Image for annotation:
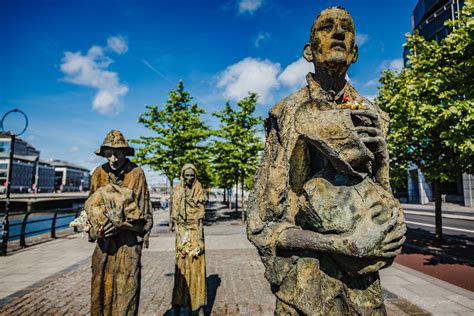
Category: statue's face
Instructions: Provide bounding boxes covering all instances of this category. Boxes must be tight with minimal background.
[103,148,127,171]
[183,168,196,186]
[306,8,358,73]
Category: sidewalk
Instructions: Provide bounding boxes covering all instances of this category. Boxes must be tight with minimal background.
[402,203,474,220]
[0,201,473,315]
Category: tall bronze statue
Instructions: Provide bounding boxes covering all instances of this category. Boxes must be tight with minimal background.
[171,163,206,316]
[247,6,406,315]
[87,130,153,316]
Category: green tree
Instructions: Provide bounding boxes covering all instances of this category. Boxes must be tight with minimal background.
[132,80,212,189]
[377,2,474,240]
[212,92,264,220]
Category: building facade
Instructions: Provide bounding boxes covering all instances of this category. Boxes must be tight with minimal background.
[48,160,90,192]
[0,133,89,194]
[405,0,473,207]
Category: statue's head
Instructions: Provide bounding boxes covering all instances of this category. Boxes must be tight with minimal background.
[304,6,358,76]
[95,130,134,171]
[103,148,128,171]
[181,163,197,187]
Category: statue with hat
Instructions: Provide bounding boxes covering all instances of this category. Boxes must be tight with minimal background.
[171,163,206,316]
[87,130,153,316]
[247,6,406,315]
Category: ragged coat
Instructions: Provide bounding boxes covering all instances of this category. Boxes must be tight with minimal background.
[171,164,206,311]
[89,159,153,316]
[247,73,404,315]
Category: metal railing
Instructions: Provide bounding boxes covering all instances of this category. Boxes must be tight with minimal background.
[0,207,81,254]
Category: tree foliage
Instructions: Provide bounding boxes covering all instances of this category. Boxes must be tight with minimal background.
[131,80,212,188]
[377,3,473,239]
[378,3,473,182]
[212,93,264,209]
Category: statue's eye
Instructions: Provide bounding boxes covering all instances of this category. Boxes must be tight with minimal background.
[321,25,332,32]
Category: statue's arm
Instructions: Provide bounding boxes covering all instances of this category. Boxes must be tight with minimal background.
[277,205,406,259]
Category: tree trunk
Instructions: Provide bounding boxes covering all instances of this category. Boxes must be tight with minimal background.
[235,174,239,213]
[169,178,174,232]
[223,188,226,203]
[241,171,245,222]
[434,180,443,241]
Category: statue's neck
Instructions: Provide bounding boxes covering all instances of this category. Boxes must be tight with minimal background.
[313,65,347,94]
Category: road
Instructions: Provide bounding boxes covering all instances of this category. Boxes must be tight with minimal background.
[404,211,474,239]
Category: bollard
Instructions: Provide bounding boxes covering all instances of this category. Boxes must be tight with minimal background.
[51,211,58,239]
[1,214,9,256]
[20,213,31,248]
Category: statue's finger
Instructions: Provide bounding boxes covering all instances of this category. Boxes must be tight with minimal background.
[384,208,399,233]
[359,136,384,145]
[354,126,381,136]
[352,110,380,127]
[382,236,406,251]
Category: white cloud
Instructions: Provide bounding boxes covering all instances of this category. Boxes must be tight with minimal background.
[69,146,80,153]
[278,57,313,89]
[363,78,379,87]
[356,33,369,47]
[379,58,404,73]
[107,35,128,54]
[60,44,128,115]
[217,57,280,104]
[238,0,263,14]
[254,31,270,48]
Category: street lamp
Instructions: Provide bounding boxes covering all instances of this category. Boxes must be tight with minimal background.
[1,109,28,256]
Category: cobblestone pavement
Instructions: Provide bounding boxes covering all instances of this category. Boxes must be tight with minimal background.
[0,201,437,315]
[0,248,275,315]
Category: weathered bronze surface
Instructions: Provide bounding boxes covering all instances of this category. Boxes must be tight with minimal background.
[247,7,406,315]
[88,130,153,316]
[171,163,207,313]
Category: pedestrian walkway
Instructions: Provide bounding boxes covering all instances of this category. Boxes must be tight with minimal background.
[0,201,473,315]
[402,203,474,219]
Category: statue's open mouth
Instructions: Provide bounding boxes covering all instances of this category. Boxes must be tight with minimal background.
[331,41,346,50]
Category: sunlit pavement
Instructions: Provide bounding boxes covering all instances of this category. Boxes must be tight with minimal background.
[1,201,473,315]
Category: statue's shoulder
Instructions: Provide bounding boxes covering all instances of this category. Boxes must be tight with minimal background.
[93,164,108,177]
[269,86,309,119]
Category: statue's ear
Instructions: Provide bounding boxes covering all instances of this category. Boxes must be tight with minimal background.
[303,43,313,62]
[351,44,358,64]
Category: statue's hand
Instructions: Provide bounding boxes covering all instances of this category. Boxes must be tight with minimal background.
[102,221,120,238]
[351,110,387,161]
[344,206,406,258]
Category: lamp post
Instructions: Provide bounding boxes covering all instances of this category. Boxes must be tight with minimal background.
[1,109,28,256]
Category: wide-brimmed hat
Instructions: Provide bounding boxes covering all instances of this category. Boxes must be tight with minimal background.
[95,130,135,157]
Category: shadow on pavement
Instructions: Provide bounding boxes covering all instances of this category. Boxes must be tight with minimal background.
[403,227,474,266]
[204,201,241,226]
[163,274,221,316]
[205,274,221,314]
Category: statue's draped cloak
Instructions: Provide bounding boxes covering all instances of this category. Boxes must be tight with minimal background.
[247,73,395,315]
[171,169,207,311]
[89,160,152,316]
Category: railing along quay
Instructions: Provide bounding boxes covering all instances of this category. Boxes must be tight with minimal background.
[0,207,81,254]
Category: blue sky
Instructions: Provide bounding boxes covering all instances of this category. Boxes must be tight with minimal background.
[1,0,417,184]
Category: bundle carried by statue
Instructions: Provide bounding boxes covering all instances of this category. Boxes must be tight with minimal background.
[70,183,144,238]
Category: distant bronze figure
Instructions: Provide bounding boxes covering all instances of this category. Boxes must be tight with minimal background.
[171,163,206,316]
[87,130,153,316]
[247,6,406,315]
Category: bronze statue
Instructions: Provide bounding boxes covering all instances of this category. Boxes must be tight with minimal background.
[87,130,153,316]
[171,164,206,316]
[247,6,406,315]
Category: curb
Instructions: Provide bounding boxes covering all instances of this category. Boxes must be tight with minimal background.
[403,210,474,221]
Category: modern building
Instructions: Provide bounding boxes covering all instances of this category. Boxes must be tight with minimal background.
[35,160,56,193]
[405,0,473,207]
[48,160,90,192]
[0,133,89,193]
[404,0,465,62]
[0,133,40,193]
